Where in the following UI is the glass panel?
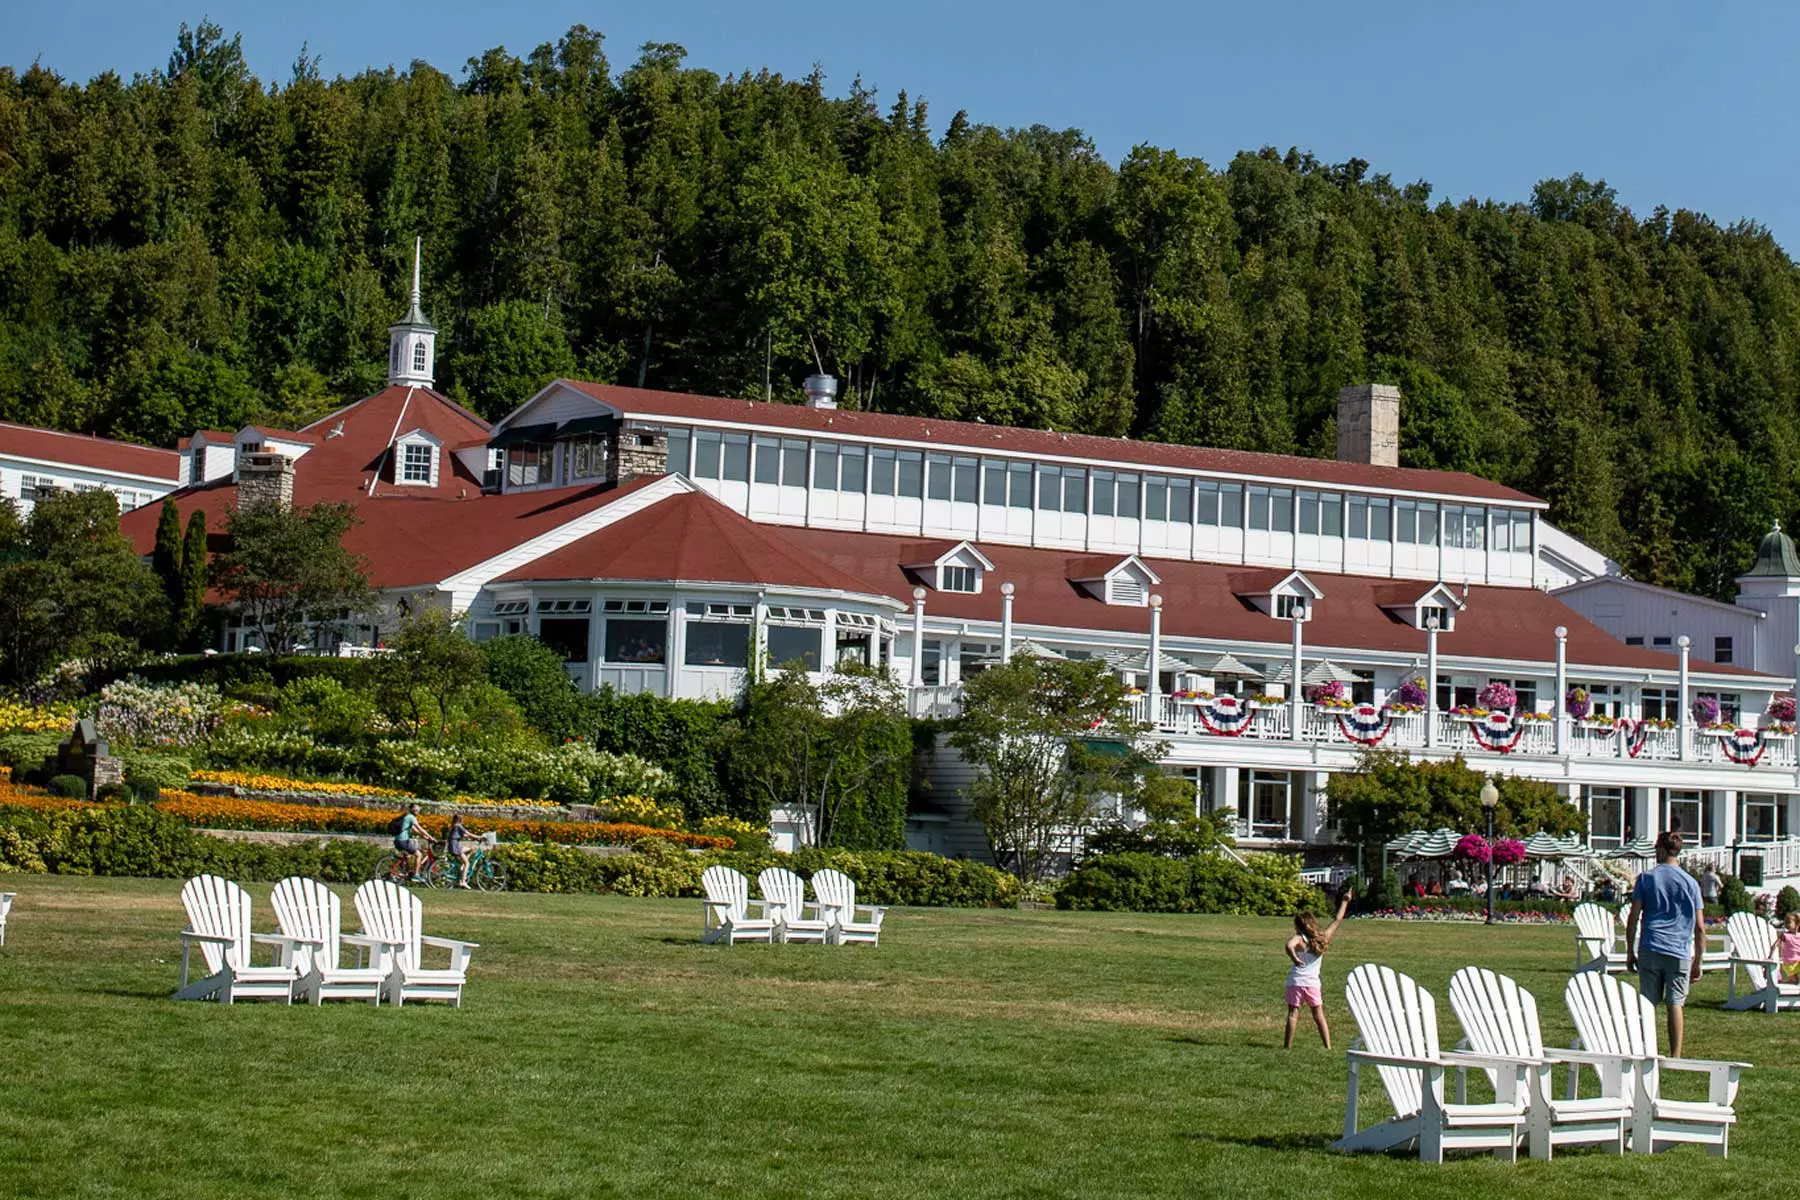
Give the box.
[766,626,822,671]
[927,454,952,500]
[1320,494,1342,537]
[1168,479,1189,523]
[1248,487,1270,531]
[1196,483,1220,526]
[1298,491,1319,535]
[782,441,807,485]
[896,452,923,498]
[1513,513,1532,550]
[953,457,978,503]
[537,618,590,663]
[604,618,666,664]
[694,432,721,478]
[684,621,750,668]
[1008,464,1032,508]
[1221,484,1243,527]
[840,446,866,492]
[1063,469,1086,513]
[813,443,838,489]
[722,436,749,482]
[984,462,1006,503]
[754,437,780,484]
[1418,503,1438,545]
[1271,488,1293,533]
[871,450,896,495]
[1039,467,1061,510]
[1370,497,1390,541]
[1146,478,1167,522]
[1092,471,1114,517]
[1118,474,1140,519]
[666,428,690,475]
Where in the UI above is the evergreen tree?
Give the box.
[178,509,209,650]
[151,497,185,629]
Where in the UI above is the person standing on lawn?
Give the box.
[1701,865,1723,908]
[1625,831,1705,1057]
[1283,886,1354,1050]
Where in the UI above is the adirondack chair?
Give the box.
[1574,903,1628,973]
[1564,970,1748,1155]
[1332,964,1533,1162]
[1723,911,1799,1014]
[351,880,478,1007]
[812,869,885,946]
[0,892,13,946]
[756,868,832,944]
[174,875,302,1003]
[1447,966,1630,1159]
[699,866,777,945]
[270,877,389,1005]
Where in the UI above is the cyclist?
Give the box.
[393,803,437,883]
[447,814,473,889]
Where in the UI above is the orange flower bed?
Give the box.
[152,791,729,849]
[0,782,95,813]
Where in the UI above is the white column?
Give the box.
[1425,620,1440,749]
[1553,624,1569,757]
[1000,581,1015,662]
[1718,788,1739,849]
[1638,787,1659,844]
[1290,606,1306,741]
[1147,594,1164,722]
[909,586,927,688]
[1218,767,1241,836]
[1678,635,1692,761]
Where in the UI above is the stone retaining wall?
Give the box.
[197,827,636,856]
[184,782,609,823]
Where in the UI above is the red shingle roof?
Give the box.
[555,380,1543,505]
[1,421,180,481]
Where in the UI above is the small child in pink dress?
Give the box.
[1284,887,1353,1049]
[1778,912,1800,984]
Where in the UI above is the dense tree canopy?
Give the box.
[6,23,1800,595]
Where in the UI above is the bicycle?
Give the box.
[371,844,441,888]
[432,836,508,892]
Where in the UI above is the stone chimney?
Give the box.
[615,422,669,483]
[1336,383,1400,468]
[237,452,295,510]
[803,374,839,409]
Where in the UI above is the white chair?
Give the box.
[700,866,777,945]
[0,892,13,946]
[1723,911,1798,1013]
[756,868,832,944]
[812,869,885,946]
[1447,966,1630,1159]
[352,879,478,1007]
[1574,902,1628,973]
[1564,971,1748,1155]
[174,875,302,1003]
[1332,964,1532,1162]
[270,877,389,1006]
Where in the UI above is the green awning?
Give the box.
[488,422,558,448]
[556,415,618,437]
[1077,738,1132,759]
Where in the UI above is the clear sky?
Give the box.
[6,0,1797,251]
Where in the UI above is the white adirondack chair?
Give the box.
[812,869,885,946]
[1723,910,1798,1014]
[1574,903,1628,973]
[174,875,302,1003]
[1332,964,1532,1162]
[1447,966,1630,1158]
[700,866,777,945]
[1564,970,1748,1155]
[756,868,832,944]
[270,877,389,1005]
[351,879,478,1007]
[0,892,13,946]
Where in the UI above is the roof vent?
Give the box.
[802,374,838,409]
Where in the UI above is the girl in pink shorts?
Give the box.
[1284,886,1353,1049]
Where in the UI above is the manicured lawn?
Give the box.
[1,878,1796,1198]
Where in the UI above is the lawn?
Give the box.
[1,879,1796,1199]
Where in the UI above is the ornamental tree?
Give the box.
[213,500,372,656]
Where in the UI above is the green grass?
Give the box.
[2,878,1797,1199]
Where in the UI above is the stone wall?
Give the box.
[237,453,295,509]
[615,422,669,481]
[1335,383,1400,468]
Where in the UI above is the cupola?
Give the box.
[387,237,437,388]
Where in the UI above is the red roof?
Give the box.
[0,421,180,481]
[497,490,892,597]
[244,426,320,445]
[555,380,1543,505]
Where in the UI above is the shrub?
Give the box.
[1084,816,1230,859]
[95,678,235,748]
[121,753,193,799]
[48,775,87,799]
[1054,853,1192,912]
[698,815,771,851]
[1779,886,1800,920]
[1721,872,1752,914]
[0,732,60,779]
[1056,851,1326,915]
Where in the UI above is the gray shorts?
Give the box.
[1638,950,1692,1006]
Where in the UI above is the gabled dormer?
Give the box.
[392,428,443,487]
[231,426,315,481]
[903,540,995,594]
[1069,554,1162,606]
[1374,581,1465,631]
[1231,568,1324,621]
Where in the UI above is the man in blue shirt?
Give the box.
[1625,831,1705,1056]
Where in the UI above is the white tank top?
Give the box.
[1287,947,1323,988]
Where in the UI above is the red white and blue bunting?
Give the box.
[1334,704,1395,746]
[1620,719,1650,759]
[1194,695,1257,737]
[1466,711,1527,754]
[1719,727,1766,767]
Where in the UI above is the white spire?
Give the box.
[410,236,422,311]
[387,235,436,387]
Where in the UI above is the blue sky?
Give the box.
[6,1,1797,250]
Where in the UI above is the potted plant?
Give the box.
[1565,686,1592,721]
[1692,696,1722,730]
[1477,682,1517,713]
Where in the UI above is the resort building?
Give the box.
[1,420,181,515]
[121,254,1800,883]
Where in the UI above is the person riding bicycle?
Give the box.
[447,814,474,889]
[393,803,437,883]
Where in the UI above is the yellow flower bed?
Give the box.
[451,794,561,809]
[189,768,411,799]
[0,699,79,734]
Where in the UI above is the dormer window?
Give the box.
[1230,567,1323,621]
[1276,594,1310,621]
[942,565,978,593]
[1069,554,1161,606]
[903,539,994,595]
[1420,604,1450,631]
[1373,582,1464,631]
[1109,575,1147,606]
[401,443,434,484]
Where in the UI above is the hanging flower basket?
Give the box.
[1477,682,1518,712]
[1307,680,1347,705]
[1692,697,1721,726]
[1455,833,1492,862]
[1491,837,1527,866]
[1565,686,1592,720]
[1770,694,1797,723]
[1395,677,1428,708]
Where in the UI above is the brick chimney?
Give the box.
[1336,384,1400,468]
[237,452,295,509]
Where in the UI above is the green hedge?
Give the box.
[96,654,375,694]
[0,805,1019,907]
[1056,851,1326,915]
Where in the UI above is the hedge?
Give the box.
[1055,851,1326,915]
[0,805,1020,908]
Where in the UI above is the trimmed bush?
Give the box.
[48,775,87,799]
[1056,851,1326,915]
[1779,886,1800,920]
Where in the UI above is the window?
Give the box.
[1489,677,1539,713]
[722,435,750,482]
[1008,463,1032,508]
[920,638,943,685]
[19,475,54,501]
[1419,605,1449,630]
[1574,682,1620,719]
[1221,483,1243,527]
[1248,771,1292,839]
[1652,636,1672,648]
[1436,676,1478,712]
[1093,471,1115,517]
[1347,495,1390,540]
[694,431,722,478]
[870,450,896,495]
[666,428,691,475]
[684,621,750,668]
[534,599,592,614]
[1143,476,1185,523]
[602,599,669,614]
[472,621,500,642]
[1714,636,1734,665]
[753,437,780,484]
[491,600,529,617]
[782,440,807,484]
[1271,488,1292,533]
[1641,687,1677,720]
[604,619,666,664]
[559,435,608,482]
[1274,594,1308,620]
[1743,793,1784,841]
[1625,636,1645,647]
[1039,467,1061,511]
[1493,511,1511,551]
[537,618,590,663]
[1696,691,1741,724]
[506,444,550,487]
[840,446,865,491]
[984,461,1006,504]
[927,454,952,500]
[1590,787,1626,846]
[766,625,822,671]
[1443,504,1464,548]
[1118,474,1141,519]
[1666,791,1705,845]
[941,565,977,593]
[948,456,976,502]
[1248,487,1271,531]
[1145,477,1166,521]
[814,443,838,489]
[411,339,428,372]
[1196,482,1220,525]
[896,452,923,499]
[1320,493,1342,537]
[1299,491,1319,535]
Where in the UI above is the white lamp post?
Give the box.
[1677,634,1691,761]
[1553,625,1569,756]
[1481,777,1500,925]
[910,585,927,689]
[1147,594,1164,724]
[1000,581,1015,662]
[1424,610,1441,749]
[1289,598,1307,741]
